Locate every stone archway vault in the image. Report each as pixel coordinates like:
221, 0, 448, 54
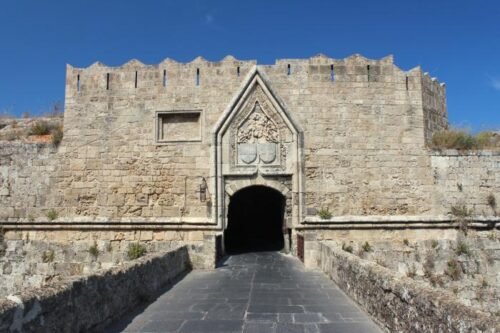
224, 185, 286, 253
212, 65, 304, 233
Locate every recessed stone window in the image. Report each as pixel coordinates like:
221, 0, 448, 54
156, 110, 202, 142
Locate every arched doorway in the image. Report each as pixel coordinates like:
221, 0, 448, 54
224, 185, 285, 253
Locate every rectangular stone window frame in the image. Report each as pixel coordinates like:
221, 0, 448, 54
155, 110, 203, 144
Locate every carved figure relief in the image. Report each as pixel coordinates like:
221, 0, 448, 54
237, 111, 279, 144
237, 103, 279, 165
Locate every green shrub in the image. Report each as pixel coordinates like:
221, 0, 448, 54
487, 194, 496, 210
445, 258, 462, 280
361, 241, 372, 253
431, 129, 476, 149
431, 240, 439, 249
455, 240, 471, 256
341, 242, 353, 254
403, 239, 409, 246
423, 252, 435, 278
51, 125, 63, 146
88, 243, 99, 259
46, 209, 58, 221
450, 205, 473, 218
29, 121, 51, 135
0, 227, 6, 257
450, 205, 473, 234
127, 243, 147, 260
42, 249, 55, 263
318, 208, 332, 220
431, 129, 500, 150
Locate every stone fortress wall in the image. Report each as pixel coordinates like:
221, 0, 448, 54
2, 54, 497, 222
0, 143, 58, 220
4, 54, 477, 221
0, 53, 498, 245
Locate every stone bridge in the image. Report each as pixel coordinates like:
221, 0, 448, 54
1, 244, 497, 333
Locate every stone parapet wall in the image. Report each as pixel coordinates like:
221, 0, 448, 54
0, 246, 191, 333
431, 150, 500, 216
422, 72, 448, 142
0, 143, 58, 221
0, 230, 216, 297
316, 241, 499, 333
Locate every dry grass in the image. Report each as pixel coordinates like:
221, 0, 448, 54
445, 257, 463, 280
0, 116, 63, 146
431, 129, 500, 150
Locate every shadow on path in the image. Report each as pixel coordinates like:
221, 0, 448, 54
105, 252, 383, 333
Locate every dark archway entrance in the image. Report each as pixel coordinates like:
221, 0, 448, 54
224, 186, 285, 253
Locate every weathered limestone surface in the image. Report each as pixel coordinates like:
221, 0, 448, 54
431, 150, 500, 215
1, 54, 498, 223
0, 143, 58, 221
55, 54, 449, 220
307, 231, 500, 315
0, 230, 215, 297
317, 241, 500, 333
0, 246, 191, 333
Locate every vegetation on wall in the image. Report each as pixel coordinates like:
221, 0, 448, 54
487, 194, 497, 215
0, 102, 64, 145
0, 227, 6, 257
46, 209, 58, 221
88, 242, 100, 259
318, 207, 332, 220
127, 243, 147, 260
450, 205, 474, 234
42, 249, 55, 263
431, 129, 500, 150
342, 242, 353, 253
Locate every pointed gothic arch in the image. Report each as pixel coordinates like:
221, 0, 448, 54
212, 66, 304, 240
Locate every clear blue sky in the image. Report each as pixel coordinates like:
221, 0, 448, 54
0, 0, 499, 131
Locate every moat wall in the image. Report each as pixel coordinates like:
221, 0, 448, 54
0, 246, 191, 333
316, 241, 499, 332
0, 230, 215, 297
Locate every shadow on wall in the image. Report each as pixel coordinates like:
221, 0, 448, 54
0, 246, 192, 333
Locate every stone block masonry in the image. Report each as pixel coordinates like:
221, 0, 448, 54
57, 53, 447, 221
4, 53, 497, 224
0, 246, 191, 333
0, 143, 58, 221
431, 150, 500, 216
0, 230, 216, 297
316, 242, 499, 333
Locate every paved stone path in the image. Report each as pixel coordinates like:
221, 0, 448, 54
107, 252, 383, 333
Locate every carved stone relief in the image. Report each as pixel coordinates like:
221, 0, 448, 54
225, 83, 293, 173
236, 102, 279, 165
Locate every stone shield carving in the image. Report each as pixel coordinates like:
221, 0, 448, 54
239, 143, 257, 164
258, 143, 277, 164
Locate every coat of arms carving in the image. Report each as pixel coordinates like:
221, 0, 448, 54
237, 103, 279, 165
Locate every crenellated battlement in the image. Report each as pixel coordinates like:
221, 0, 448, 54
65, 54, 445, 97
